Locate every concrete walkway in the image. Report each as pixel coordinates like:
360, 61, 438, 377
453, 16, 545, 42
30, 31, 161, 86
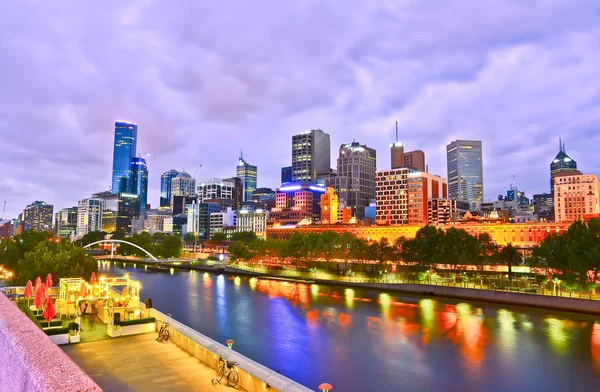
62, 333, 246, 392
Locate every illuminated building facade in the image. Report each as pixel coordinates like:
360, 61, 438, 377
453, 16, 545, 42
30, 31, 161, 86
160, 169, 180, 208
187, 202, 220, 241
403, 150, 425, 172
281, 166, 292, 185
22, 201, 53, 232
170, 172, 196, 207
376, 167, 411, 225
93, 191, 140, 234
0, 219, 12, 238
407, 172, 448, 225
428, 199, 469, 225
267, 221, 572, 248
111, 121, 137, 194
55, 207, 77, 238
76, 198, 102, 239
144, 209, 172, 234
291, 129, 331, 182
236, 151, 257, 202
237, 209, 269, 239
197, 178, 236, 202
130, 157, 148, 214
269, 183, 327, 225
252, 188, 276, 210
446, 140, 483, 210
320, 187, 339, 224
329, 141, 376, 220
550, 139, 578, 196
554, 173, 600, 222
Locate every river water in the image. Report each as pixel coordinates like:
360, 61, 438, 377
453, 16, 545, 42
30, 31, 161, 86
101, 261, 600, 392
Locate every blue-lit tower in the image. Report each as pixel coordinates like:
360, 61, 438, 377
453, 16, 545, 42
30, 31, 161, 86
111, 121, 138, 194
131, 157, 148, 213
236, 150, 257, 202
160, 169, 180, 208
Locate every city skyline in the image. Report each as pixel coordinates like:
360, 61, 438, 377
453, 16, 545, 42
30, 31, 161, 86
2, 1, 600, 219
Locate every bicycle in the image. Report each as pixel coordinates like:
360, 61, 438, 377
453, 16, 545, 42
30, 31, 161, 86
156, 320, 170, 342
212, 357, 239, 387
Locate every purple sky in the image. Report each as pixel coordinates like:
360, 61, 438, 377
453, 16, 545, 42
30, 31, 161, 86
1, 1, 600, 219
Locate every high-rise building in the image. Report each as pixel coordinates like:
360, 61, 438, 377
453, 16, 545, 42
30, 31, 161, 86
320, 187, 339, 224
550, 139, 578, 196
130, 157, 148, 214
111, 121, 138, 194
446, 140, 483, 210
187, 202, 220, 241
428, 199, 469, 225
407, 172, 448, 225
144, 209, 173, 234
0, 219, 12, 238
251, 188, 276, 210
236, 151, 257, 202
291, 129, 331, 182
269, 183, 326, 225
281, 166, 292, 185
533, 193, 554, 221
22, 201, 53, 232
403, 150, 426, 172
170, 172, 196, 207
172, 195, 198, 215
225, 176, 243, 210
160, 169, 180, 208
197, 178, 236, 202
93, 191, 140, 234
391, 122, 404, 169
236, 209, 269, 239
55, 207, 77, 238
209, 207, 235, 238
329, 141, 376, 220
554, 173, 599, 222
76, 198, 102, 239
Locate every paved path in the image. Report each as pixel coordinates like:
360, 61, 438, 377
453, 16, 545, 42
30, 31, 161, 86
62, 333, 246, 392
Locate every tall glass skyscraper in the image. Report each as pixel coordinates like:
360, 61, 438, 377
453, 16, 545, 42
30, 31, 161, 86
550, 138, 578, 196
160, 169, 180, 207
111, 121, 138, 194
236, 151, 257, 202
446, 140, 483, 210
131, 157, 148, 213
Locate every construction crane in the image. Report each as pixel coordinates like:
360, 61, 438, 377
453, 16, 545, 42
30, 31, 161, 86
193, 164, 203, 179
510, 175, 516, 190
1, 201, 5, 220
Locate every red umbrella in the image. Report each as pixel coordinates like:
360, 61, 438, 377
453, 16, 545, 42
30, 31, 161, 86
42, 297, 55, 327
40, 283, 47, 302
33, 288, 44, 310
34, 276, 42, 293
45, 273, 53, 289
24, 280, 33, 306
90, 272, 97, 295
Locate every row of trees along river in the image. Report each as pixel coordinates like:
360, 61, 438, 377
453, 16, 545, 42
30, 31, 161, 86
228, 219, 600, 291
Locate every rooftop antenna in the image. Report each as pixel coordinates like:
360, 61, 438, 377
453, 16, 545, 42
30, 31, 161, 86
395, 121, 398, 142
240, 147, 243, 159
563, 142, 566, 152
559, 137, 562, 152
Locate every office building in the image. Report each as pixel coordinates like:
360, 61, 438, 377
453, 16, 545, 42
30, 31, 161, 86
170, 172, 196, 207
407, 172, 448, 225
236, 209, 269, 239
236, 151, 257, 202
172, 195, 198, 215
533, 193, 554, 221
550, 139, 578, 196
252, 188, 276, 210
209, 207, 236, 238
197, 178, 236, 202
55, 207, 77, 238
187, 202, 220, 241
93, 191, 140, 234
0, 219, 12, 238
225, 176, 243, 210
375, 168, 412, 225
76, 198, 102, 238
428, 199, 469, 225
22, 201, 53, 232
144, 209, 173, 234
269, 183, 326, 225
291, 129, 331, 182
160, 169, 180, 208
171, 214, 187, 236
281, 166, 292, 185
329, 141, 376, 220
130, 157, 148, 214
403, 150, 426, 172
111, 121, 138, 194
446, 140, 483, 210
554, 173, 600, 222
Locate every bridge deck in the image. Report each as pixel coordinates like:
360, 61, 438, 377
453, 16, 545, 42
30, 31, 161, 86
62, 333, 246, 392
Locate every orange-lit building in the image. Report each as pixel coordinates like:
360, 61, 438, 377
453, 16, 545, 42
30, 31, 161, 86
554, 172, 600, 222
269, 183, 327, 226
267, 221, 572, 248
407, 172, 447, 225
320, 187, 339, 224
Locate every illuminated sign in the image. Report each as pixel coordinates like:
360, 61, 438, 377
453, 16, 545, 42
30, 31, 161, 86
280, 185, 302, 191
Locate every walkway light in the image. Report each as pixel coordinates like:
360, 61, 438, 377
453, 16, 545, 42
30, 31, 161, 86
318, 383, 333, 392
226, 339, 234, 349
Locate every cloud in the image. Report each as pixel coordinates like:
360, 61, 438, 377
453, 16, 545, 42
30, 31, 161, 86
1, 0, 599, 219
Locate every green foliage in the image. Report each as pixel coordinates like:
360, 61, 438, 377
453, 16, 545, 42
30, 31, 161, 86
17, 300, 42, 328
44, 327, 70, 336
210, 232, 227, 242
120, 317, 156, 327
499, 243, 522, 279
230, 231, 258, 244
76, 231, 106, 247
114, 232, 182, 259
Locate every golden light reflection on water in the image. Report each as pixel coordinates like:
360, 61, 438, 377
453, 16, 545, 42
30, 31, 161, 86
234, 276, 241, 286
311, 284, 319, 300
497, 309, 516, 352
545, 317, 569, 355
345, 289, 354, 309
249, 277, 257, 290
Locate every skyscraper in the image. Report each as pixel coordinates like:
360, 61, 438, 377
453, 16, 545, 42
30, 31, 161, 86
281, 166, 292, 185
403, 150, 426, 172
291, 129, 331, 182
111, 121, 138, 194
446, 140, 483, 210
55, 207, 77, 238
236, 151, 257, 202
22, 201, 53, 232
130, 157, 148, 213
76, 198, 102, 239
550, 138, 578, 196
329, 141, 376, 220
170, 172, 196, 207
160, 169, 180, 208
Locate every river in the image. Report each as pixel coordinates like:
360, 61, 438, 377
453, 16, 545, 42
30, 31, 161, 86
101, 261, 600, 392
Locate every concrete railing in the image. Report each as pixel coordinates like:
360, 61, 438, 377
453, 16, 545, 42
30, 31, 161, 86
148, 308, 312, 392
0, 292, 101, 392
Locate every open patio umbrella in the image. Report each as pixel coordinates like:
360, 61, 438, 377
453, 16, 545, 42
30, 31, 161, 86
90, 272, 97, 295
33, 287, 44, 311
45, 273, 53, 289
40, 283, 47, 302
79, 281, 87, 298
42, 297, 55, 328
34, 276, 42, 293
24, 280, 33, 306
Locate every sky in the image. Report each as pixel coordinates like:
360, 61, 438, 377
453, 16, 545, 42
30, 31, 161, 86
1, 0, 600, 220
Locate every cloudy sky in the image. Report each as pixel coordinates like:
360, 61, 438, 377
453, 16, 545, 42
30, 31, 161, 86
1, 0, 599, 219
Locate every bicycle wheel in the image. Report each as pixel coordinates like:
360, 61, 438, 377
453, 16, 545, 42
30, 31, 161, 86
157, 326, 164, 340
227, 370, 239, 387
162, 329, 170, 341
216, 365, 226, 381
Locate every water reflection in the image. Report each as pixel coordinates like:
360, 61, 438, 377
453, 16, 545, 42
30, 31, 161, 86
104, 264, 600, 392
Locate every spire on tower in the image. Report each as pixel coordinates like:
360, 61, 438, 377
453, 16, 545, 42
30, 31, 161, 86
559, 137, 562, 152
395, 121, 398, 143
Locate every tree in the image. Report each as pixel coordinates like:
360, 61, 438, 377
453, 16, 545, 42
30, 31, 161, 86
500, 243, 522, 281
401, 225, 445, 273
157, 235, 182, 258
77, 231, 106, 247
183, 232, 197, 245
228, 241, 252, 261
210, 232, 227, 242
230, 231, 258, 244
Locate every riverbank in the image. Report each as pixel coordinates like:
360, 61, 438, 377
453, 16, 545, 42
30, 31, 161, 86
102, 258, 600, 316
